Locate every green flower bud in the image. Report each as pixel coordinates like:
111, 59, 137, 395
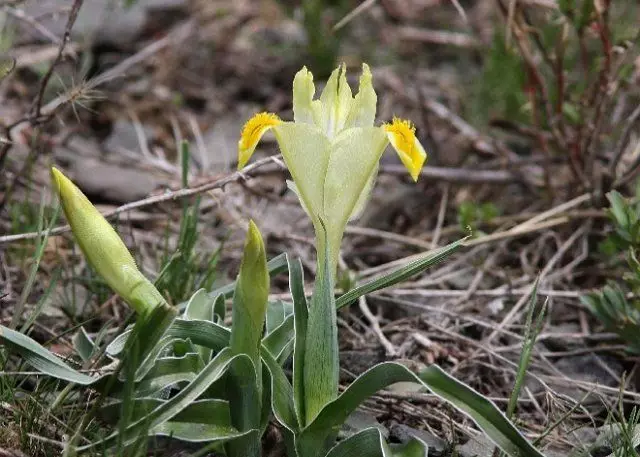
50, 167, 164, 316
230, 220, 269, 372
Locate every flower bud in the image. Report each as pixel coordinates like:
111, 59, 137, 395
51, 167, 164, 315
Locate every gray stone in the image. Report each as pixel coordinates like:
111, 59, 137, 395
103, 120, 154, 155
192, 115, 243, 172
457, 434, 496, 457
341, 410, 388, 440
19, 0, 188, 46
389, 424, 447, 456
570, 424, 640, 457
66, 159, 161, 203
526, 354, 623, 413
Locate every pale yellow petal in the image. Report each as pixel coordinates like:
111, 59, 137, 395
322, 127, 387, 270
317, 63, 352, 138
344, 63, 377, 128
273, 122, 331, 224
292, 66, 316, 124
237, 112, 282, 169
286, 179, 312, 218
349, 164, 378, 221
383, 118, 427, 181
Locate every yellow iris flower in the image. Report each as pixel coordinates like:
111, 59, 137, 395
238, 64, 427, 272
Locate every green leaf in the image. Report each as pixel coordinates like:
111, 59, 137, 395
107, 318, 231, 358
607, 191, 630, 230
184, 289, 216, 363
262, 314, 295, 362
295, 362, 544, 457
224, 351, 262, 457
420, 365, 544, 457
289, 256, 308, 426
325, 428, 427, 457
261, 345, 299, 433
336, 238, 467, 310
266, 300, 294, 334
184, 288, 215, 321
72, 327, 95, 362
0, 325, 98, 385
77, 348, 252, 451
122, 303, 177, 374
213, 293, 226, 323
104, 398, 246, 443
325, 428, 387, 457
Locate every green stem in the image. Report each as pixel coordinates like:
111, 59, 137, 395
303, 228, 339, 424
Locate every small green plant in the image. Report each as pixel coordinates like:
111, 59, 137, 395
581, 191, 640, 353
1, 64, 546, 457
457, 200, 500, 235
470, 1, 640, 193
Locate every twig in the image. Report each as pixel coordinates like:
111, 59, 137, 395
380, 164, 522, 183
609, 104, 640, 177
430, 184, 449, 249
397, 26, 480, 49
333, 0, 377, 31
3, 6, 61, 44
359, 296, 397, 356
31, 0, 83, 120
345, 226, 431, 250
0, 155, 283, 244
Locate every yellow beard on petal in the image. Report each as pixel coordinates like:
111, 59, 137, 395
384, 117, 416, 154
238, 112, 282, 168
383, 117, 426, 181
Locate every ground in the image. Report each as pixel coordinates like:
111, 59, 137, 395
1, 0, 640, 456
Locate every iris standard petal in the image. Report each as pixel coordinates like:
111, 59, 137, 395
292, 67, 316, 125
384, 118, 427, 181
316, 63, 352, 138
238, 112, 282, 169
344, 63, 377, 129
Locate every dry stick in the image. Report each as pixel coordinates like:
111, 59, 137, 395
333, 0, 376, 31
396, 26, 480, 49
380, 164, 520, 183
37, 20, 193, 119
345, 226, 431, 250
610, 104, 640, 176
358, 296, 397, 356
514, 193, 590, 230
31, 0, 83, 120
430, 184, 449, 249
0, 155, 282, 244
387, 288, 585, 299
3, 6, 61, 44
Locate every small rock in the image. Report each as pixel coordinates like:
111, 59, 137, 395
389, 424, 447, 456
20, 0, 188, 47
192, 115, 244, 172
541, 322, 584, 352
67, 159, 161, 203
102, 120, 154, 155
457, 434, 496, 457
340, 350, 385, 379
341, 410, 388, 440
526, 354, 622, 413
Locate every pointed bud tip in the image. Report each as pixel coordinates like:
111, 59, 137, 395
50, 166, 64, 193
245, 220, 266, 257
